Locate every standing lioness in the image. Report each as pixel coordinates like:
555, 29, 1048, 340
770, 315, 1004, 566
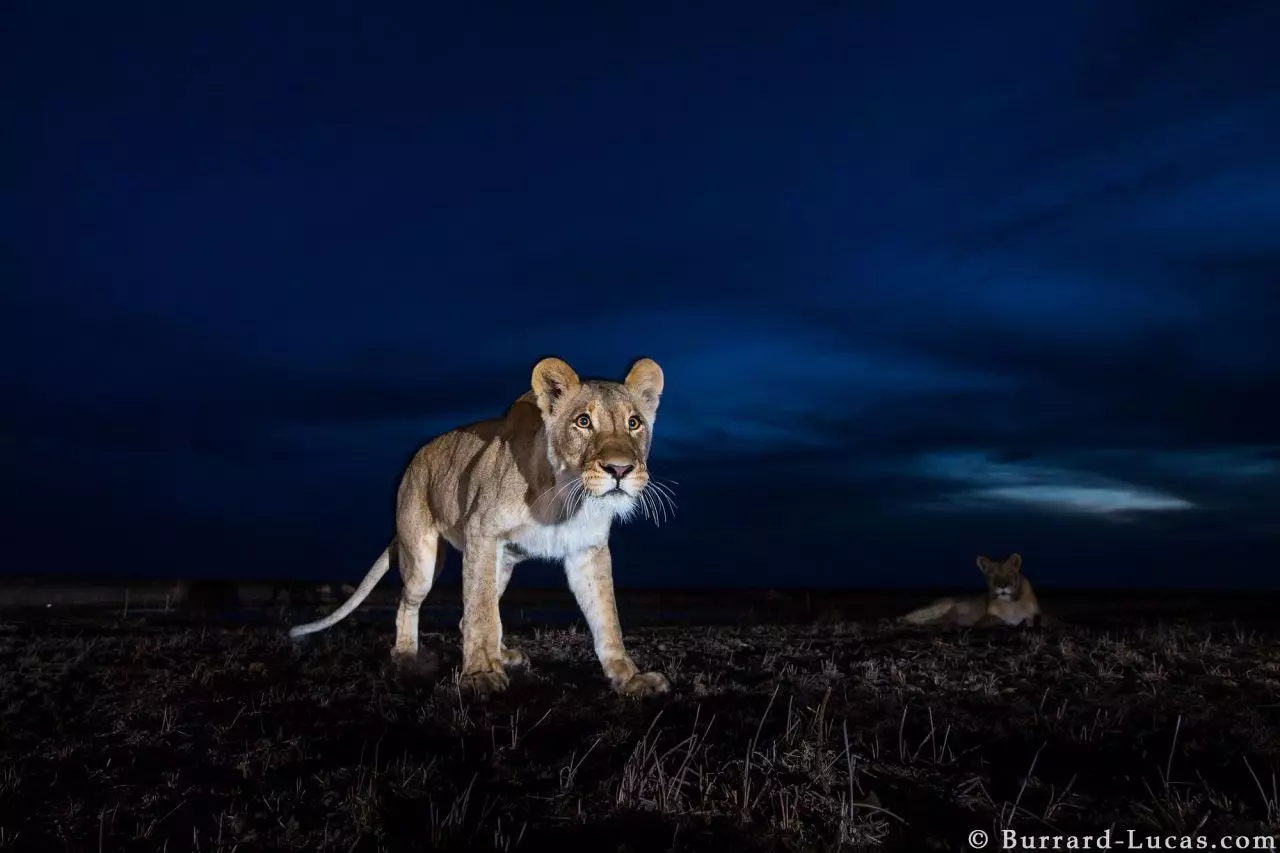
288, 357, 671, 698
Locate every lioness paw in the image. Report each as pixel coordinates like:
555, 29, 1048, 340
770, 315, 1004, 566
615, 670, 670, 698
459, 667, 509, 698
389, 646, 420, 665
500, 647, 529, 669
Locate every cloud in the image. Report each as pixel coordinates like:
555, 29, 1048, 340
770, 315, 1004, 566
912, 451, 1196, 518
957, 485, 1193, 516
472, 312, 1022, 457
1136, 447, 1280, 483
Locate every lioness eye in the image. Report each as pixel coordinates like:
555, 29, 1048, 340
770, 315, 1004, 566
575, 414, 592, 429
627, 416, 641, 430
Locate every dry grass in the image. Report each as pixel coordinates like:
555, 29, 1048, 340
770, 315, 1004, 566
0, 604, 1278, 851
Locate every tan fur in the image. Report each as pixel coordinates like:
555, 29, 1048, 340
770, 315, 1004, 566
288, 357, 671, 698
900, 553, 1043, 628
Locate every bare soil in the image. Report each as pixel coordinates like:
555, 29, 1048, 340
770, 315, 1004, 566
1, 588, 1278, 851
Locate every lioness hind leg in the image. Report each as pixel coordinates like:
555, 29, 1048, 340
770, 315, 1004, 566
392, 530, 443, 662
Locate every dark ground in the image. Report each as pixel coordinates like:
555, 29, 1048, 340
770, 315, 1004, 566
1, 582, 1278, 851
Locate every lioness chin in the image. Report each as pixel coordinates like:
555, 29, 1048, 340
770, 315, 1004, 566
900, 552, 1045, 628
288, 357, 671, 698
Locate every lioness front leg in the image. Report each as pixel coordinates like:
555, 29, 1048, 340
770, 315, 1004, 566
564, 545, 669, 697
459, 539, 508, 696
496, 550, 528, 669
463, 548, 528, 669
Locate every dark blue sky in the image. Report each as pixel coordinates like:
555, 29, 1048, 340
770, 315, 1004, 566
5, 2, 1279, 589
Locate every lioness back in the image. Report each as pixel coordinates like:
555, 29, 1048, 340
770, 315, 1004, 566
898, 594, 987, 627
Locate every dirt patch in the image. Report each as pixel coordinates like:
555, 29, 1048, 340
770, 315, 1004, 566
1, 610, 1277, 851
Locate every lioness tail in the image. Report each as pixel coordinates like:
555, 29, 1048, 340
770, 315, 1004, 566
287, 542, 395, 639
899, 599, 955, 626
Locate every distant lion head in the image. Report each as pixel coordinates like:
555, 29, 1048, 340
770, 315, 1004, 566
530, 356, 665, 516
977, 553, 1024, 601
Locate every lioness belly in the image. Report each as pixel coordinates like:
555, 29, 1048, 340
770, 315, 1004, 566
951, 597, 989, 626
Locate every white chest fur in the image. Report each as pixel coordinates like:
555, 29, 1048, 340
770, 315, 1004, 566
509, 501, 617, 560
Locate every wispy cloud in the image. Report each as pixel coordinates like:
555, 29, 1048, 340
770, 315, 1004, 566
1144, 447, 1280, 483
957, 485, 1194, 516
913, 451, 1195, 517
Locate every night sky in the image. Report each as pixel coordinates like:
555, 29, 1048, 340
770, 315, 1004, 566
5, 3, 1279, 591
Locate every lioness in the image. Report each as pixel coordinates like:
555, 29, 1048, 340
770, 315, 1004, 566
288, 357, 671, 698
900, 553, 1043, 627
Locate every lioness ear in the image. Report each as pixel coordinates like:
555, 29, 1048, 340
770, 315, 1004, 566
976, 555, 994, 575
624, 357, 664, 416
1005, 553, 1022, 573
531, 357, 580, 416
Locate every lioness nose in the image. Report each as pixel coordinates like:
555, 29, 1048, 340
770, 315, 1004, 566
601, 462, 634, 481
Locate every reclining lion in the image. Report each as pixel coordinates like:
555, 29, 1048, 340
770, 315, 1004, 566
900, 553, 1046, 628
289, 357, 671, 698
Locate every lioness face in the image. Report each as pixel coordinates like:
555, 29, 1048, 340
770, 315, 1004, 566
977, 553, 1023, 601
531, 357, 665, 509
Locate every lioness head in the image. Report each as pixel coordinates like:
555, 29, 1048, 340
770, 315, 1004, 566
977, 553, 1024, 601
530, 356, 665, 513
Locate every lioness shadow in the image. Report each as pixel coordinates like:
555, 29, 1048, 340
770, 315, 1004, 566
289, 628, 451, 688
